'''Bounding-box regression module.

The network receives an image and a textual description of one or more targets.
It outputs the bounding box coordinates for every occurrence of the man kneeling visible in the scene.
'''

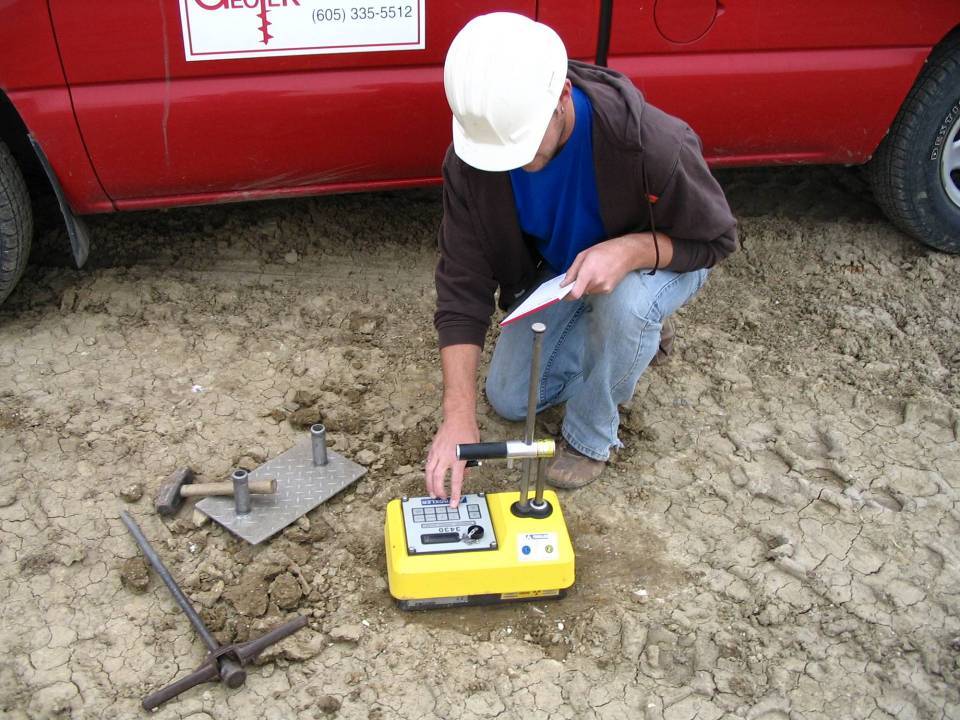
[425,13,737,505]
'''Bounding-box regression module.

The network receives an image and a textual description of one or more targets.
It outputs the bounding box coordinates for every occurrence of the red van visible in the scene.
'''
[1,1,958,302]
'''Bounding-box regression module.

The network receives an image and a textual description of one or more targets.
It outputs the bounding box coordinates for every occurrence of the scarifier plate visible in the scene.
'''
[197,438,366,544]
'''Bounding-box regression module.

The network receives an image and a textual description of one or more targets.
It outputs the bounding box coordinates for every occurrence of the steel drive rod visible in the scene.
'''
[120,511,246,699]
[120,511,221,652]
[518,322,546,507]
[121,511,309,709]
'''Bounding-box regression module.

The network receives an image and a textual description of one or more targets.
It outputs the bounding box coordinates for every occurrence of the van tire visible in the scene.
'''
[0,140,32,304]
[870,34,960,254]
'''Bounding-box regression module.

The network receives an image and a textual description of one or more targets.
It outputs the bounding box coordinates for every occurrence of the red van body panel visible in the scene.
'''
[45,0,533,209]
[549,0,960,167]
[2,1,959,214]
[0,0,113,211]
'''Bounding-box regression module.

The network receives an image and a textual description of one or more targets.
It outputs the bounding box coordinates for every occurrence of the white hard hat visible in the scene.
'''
[444,13,568,172]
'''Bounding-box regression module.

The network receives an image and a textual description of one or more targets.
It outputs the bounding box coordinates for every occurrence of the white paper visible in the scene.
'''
[500,275,572,326]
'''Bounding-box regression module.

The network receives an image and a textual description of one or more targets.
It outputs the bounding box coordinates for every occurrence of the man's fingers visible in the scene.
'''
[561,254,585,287]
[566,252,600,299]
[435,465,448,499]
[450,462,465,508]
[425,425,477,506]
[424,454,439,498]
[570,271,592,300]
[425,451,448,499]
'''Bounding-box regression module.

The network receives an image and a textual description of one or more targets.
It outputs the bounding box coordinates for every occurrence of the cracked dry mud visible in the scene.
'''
[2,167,959,720]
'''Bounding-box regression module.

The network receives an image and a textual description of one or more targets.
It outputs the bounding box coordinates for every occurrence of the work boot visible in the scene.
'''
[650,317,676,367]
[544,439,605,489]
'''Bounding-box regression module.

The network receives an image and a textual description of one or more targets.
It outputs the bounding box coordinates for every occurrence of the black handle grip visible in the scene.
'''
[457,442,508,461]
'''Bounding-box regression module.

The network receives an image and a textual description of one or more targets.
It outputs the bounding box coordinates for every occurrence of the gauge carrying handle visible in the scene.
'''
[457,440,555,462]
[458,442,508,460]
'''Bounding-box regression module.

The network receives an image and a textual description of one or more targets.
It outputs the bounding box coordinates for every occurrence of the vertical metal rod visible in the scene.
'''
[232,469,251,515]
[518,322,546,507]
[310,423,328,466]
[533,457,546,505]
[119,511,220,652]
[518,470,532,511]
[596,0,614,67]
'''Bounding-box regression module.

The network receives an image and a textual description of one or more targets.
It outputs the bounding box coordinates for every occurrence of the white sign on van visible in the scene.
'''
[179,0,425,61]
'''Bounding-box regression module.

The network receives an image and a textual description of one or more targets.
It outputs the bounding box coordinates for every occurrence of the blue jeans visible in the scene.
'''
[485,269,709,461]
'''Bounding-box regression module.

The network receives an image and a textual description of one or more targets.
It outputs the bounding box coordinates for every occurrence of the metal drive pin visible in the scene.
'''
[518,322,546,509]
[231,468,252,515]
[528,455,542,504]
[310,423,328,466]
[532,439,557,509]
[532,457,548,507]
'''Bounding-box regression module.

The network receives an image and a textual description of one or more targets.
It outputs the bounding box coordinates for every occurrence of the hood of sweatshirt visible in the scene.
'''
[567,60,647,153]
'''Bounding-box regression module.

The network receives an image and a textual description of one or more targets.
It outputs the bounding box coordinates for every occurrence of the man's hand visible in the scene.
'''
[561,232,674,300]
[425,343,482,508]
[425,414,479,508]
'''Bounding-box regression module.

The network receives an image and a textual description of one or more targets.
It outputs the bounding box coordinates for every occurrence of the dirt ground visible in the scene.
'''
[1,166,959,720]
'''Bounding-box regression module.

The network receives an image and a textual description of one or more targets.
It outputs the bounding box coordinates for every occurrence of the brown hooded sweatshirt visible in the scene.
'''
[434,60,738,350]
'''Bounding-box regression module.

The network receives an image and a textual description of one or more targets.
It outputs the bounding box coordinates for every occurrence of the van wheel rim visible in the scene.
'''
[941,114,960,209]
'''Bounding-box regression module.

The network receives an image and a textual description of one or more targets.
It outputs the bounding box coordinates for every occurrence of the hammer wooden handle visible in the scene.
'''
[180,479,277,497]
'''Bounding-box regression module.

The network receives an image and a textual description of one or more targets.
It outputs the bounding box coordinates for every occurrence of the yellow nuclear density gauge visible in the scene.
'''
[384,489,574,609]
[384,321,575,610]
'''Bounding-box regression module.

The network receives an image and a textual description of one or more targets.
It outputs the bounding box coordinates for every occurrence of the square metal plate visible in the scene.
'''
[197,438,366,544]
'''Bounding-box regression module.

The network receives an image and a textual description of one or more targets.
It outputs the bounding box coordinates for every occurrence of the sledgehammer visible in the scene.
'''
[155,467,277,516]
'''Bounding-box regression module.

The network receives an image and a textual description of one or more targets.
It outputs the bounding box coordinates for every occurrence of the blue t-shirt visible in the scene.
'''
[509,86,606,273]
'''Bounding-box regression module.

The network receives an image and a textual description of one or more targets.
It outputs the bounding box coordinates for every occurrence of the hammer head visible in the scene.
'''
[155,467,194,516]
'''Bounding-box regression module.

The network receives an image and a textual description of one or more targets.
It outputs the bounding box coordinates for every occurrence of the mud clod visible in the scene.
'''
[119,483,143,502]
[224,576,270,617]
[314,693,342,714]
[288,406,323,429]
[269,572,303,609]
[329,624,363,643]
[120,557,150,593]
[199,604,228,632]
[284,516,330,543]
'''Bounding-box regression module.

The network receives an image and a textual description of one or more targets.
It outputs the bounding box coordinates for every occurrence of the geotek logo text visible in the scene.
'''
[193,0,302,45]
[179,0,423,62]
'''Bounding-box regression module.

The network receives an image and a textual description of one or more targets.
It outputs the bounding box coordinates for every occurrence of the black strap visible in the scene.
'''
[641,164,660,275]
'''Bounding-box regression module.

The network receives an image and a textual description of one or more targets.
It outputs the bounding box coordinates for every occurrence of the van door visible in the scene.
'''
[541,0,946,165]
[48,1,535,207]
